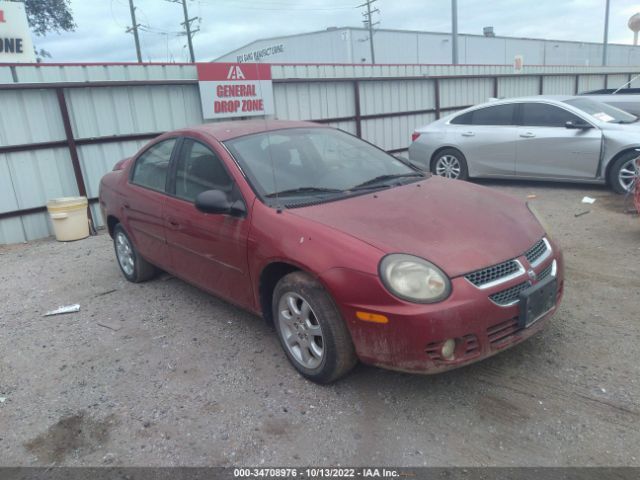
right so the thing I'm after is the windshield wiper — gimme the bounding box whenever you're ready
[265,187,344,198]
[351,172,425,190]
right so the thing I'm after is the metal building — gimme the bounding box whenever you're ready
[215,27,640,67]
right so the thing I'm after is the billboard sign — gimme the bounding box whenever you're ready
[197,63,274,119]
[0,2,35,63]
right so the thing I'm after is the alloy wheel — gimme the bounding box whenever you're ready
[277,292,324,369]
[435,154,462,179]
[618,158,638,193]
[115,231,135,276]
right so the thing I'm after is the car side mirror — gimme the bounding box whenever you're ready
[565,120,592,130]
[195,189,246,217]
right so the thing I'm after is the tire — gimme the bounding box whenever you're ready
[607,152,639,194]
[112,224,157,283]
[431,148,469,180]
[272,271,357,384]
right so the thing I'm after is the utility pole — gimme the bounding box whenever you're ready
[127,0,142,63]
[451,0,459,65]
[358,0,379,64]
[602,0,610,66]
[167,0,199,63]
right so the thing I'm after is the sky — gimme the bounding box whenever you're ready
[31,0,640,63]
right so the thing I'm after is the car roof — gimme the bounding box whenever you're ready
[440,95,581,121]
[479,95,576,106]
[174,120,325,142]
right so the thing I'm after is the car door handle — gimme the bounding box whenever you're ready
[123,202,130,209]
[167,218,180,229]
[461,131,475,137]
[519,132,536,138]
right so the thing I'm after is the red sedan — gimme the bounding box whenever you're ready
[99,120,564,383]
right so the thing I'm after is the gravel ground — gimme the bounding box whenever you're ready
[0,180,639,467]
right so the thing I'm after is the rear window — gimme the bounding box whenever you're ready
[131,139,176,192]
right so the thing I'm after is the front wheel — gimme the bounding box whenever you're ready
[272,272,357,384]
[608,152,639,194]
[431,148,469,180]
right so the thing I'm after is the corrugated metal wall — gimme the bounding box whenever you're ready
[216,27,640,67]
[273,82,354,120]
[359,80,435,115]
[269,63,639,80]
[1,63,639,244]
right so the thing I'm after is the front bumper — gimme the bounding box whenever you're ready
[322,241,564,374]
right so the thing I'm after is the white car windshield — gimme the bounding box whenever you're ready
[563,98,637,124]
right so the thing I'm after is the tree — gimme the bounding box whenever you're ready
[11,0,76,36]
[8,0,76,61]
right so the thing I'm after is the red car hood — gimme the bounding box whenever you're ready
[289,176,545,277]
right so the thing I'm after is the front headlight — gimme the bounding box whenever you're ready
[379,254,451,303]
[527,202,553,240]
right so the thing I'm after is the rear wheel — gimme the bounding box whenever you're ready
[113,224,157,283]
[431,148,469,180]
[608,151,639,194]
[272,272,357,384]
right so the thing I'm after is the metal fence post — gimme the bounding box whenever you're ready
[354,80,362,138]
[434,78,441,119]
[55,88,94,226]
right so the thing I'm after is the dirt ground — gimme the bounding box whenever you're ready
[0,179,639,467]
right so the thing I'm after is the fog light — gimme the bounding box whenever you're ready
[441,339,456,360]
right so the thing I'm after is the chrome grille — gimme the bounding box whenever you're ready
[537,262,554,282]
[465,260,521,287]
[490,281,530,306]
[525,238,547,265]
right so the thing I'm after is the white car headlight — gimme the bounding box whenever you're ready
[379,254,451,303]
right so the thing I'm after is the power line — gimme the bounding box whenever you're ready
[126,0,143,63]
[451,0,458,65]
[166,0,199,63]
[603,0,610,66]
[358,0,379,64]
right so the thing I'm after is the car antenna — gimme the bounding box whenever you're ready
[612,74,640,94]
[253,59,282,213]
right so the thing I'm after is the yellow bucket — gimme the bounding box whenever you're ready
[46,196,90,242]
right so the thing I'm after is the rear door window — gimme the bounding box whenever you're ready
[521,103,582,127]
[131,139,176,192]
[450,111,474,125]
[471,104,516,125]
[451,104,516,126]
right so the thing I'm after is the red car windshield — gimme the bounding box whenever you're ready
[224,128,419,199]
